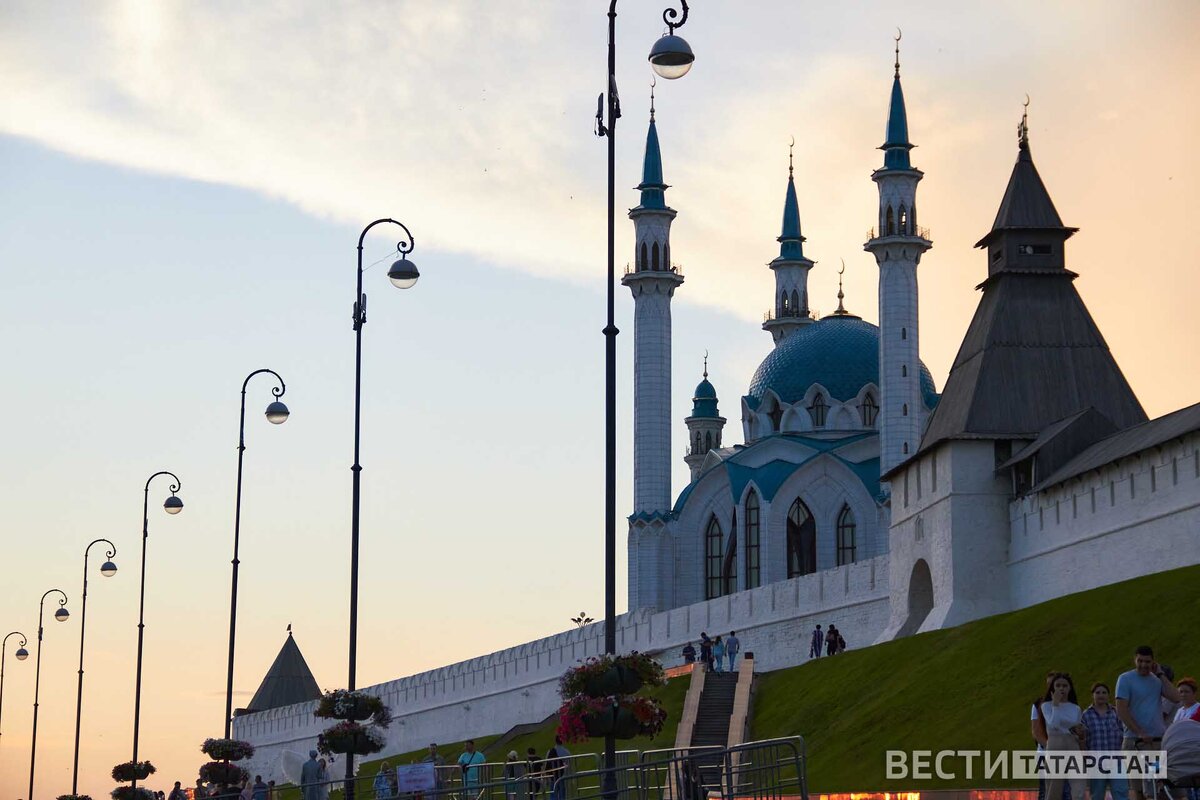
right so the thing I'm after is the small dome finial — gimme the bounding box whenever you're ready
[835,259,848,315]
[650,76,657,123]
[894,28,902,78]
[1018,94,1030,149]
[703,349,709,379]
[788,136,795,177]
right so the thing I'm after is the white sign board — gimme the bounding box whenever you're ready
[396,762,438,793]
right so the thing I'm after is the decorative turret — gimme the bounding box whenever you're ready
[763,140,816,345]
[864,30,932,475]
[684,354,726,481]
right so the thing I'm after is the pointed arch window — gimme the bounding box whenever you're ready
[886,206,895,236]
[768,404,784,432]
[652,242,660,271]
[705,516,724,600]
[744,490,761,589]
[694,431,702,454]
[898,205,909,234]
[836,505,857,566]
[704,431,713,452]
[790,289,800,317]
[860,394,879,427]
[723,510,738,595]
[786,498,816,578]
[640,243,648,271]
[780,292,790,314]
[808,393,828,428]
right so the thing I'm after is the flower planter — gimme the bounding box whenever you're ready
[318,721,386,756]
[583,665,643,698]
[111,761,156,781]
[199,761,249,784]
[110,789,155,800]
[582,707,640,739]
[316,689,386,722]
[201,738,255,761]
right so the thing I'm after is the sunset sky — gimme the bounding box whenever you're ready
[1,1,1197,793]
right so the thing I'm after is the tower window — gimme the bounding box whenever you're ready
[886,206,895,236]
[860,394,879,427]
[808,394,828,427]
[652,242,660,270]
[902,403,908,417]
[640,242,647,271]
[898,205,908,235]
[744,491,761,590]
[705,431,712,452]
[791,289,800,316]
[903,442,909,454]
[901,327,907,340]
[780,292,790,314]
[901,364,907,377]
[836,505,857,566]
[704,516,724,600]
[786,498,817,578]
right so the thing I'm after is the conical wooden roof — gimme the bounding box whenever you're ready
[245,632,322,713]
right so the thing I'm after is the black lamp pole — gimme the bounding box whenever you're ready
[29,588,69,800]
[224,369,289,738]
[72,538,118,793]
[345,219,418,798]
[596,1,692,791]
[0,631,29,749]
[131,471,184,790]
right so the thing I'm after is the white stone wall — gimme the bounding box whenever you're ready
[1007,431,1200,608]
[234,558,889,782]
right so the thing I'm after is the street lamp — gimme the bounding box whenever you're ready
[344,218,417,798]
[224,369,289,738]
[0,631,29,750]
[72,539,118,794]
[595,1,693,792]
[131,471,183,790]
[28,589,69,800]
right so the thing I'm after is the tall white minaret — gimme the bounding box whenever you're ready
[864,34,932,474]
[762,141,816,345]
[622,93,683,516]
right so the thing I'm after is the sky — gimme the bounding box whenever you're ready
[1,0,1197,793]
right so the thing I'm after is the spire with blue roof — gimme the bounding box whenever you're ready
[764,139,816,345]
[777,143,806,261]
[691,354,720,418]
[880,31,915,172]
[635,81,669,210]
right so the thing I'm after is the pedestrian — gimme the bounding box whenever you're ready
[809,624,822,659]
[317,758,331,800]
[825,624,838,656]
[699,633,713,672]
[1031,671,1072,800]
[301,751,323,800]
[1040,672,1085,800]
[168,782,187,800]
[525,746,543,798]
[374,762,395,800]
[423,742,447,793]
[681,641,696,664]
[713,636,726,673]
[1115,645,1181,800]
[240,777,254,800]
[194,781,208,800]
[545,735,571,800]
[726,631,740,671]
[504,750,522,800]
[251,777,268,800]
[1083,681,1128,800]
[458,739,486,793]
[836,631,846,654]
[1174,678,1200,723]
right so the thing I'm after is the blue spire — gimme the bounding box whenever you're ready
[636,89,668,210]
[776,141,806,261]
[880,32,914,171]
[691,354,720,418]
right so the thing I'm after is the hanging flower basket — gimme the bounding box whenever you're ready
[110,789,156,800]
[200,737,256,761]
[559,653,664,699]
[317,720,387,756]
[111,761,157,781]
[199,761,250,784]
[557,694,666,743]
[315,689,392,726]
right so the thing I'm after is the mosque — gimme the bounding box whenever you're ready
[235,43,1200,774]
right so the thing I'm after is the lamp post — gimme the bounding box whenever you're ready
[72,539,118,794]
[343,218,418,797]
[224,369,289,738]
[595,1,693,792]
[0,631,30,749]
[131,471,183,790]
[28,589,70,800]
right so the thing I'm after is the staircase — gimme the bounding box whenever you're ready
[689,671,740,790]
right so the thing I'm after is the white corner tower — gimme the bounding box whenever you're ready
[762,142,816,345]
[864,36,932,474]
[623,97,683,612]
[684,355,725,482]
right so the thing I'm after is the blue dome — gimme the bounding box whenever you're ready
[691,378,720,418]
[746,315,938,408]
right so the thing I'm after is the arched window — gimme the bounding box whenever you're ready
[790,289,800,316]
[694,431,702,453]
[652,242,660,271]
[886,206,895,236]
[903,442,909,454]
[901,364,908,377]
[901,327,907,340]
[902,403,909,417]
[808,393,828,428]
[860,394,879,427]
[744,491,761,589]
[786,498,817,578]
[640,243,647,271]
[704,431,712,452]
[836,505,857,566]
[768,405,784,432]
[780,292,790,314]
[723,510,738,595]
[704,516,724,600]
[898,205,908,234]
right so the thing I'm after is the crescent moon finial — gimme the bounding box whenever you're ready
[650,76,657,122]
[788,136,795,176]
[1019,94,1030,148]
[703,349,709,379]
[839,258,846,276]
[894,28,902,77]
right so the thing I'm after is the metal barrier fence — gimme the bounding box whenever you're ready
[283,737,806,800]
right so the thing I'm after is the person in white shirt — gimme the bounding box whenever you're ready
[1040,672,1086,800]
[1174,677,1200,724]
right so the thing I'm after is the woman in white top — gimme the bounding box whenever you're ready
[1041,672,1086,800]
[1173,677,1200,724]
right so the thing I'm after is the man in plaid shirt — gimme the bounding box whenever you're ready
[1083,682,1128,800]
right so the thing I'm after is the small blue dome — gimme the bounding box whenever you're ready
[746,315,938,408]
[691,378,720,418]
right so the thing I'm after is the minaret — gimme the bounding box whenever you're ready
[684,354,726,482]
[623,89,683,516]
[762,140,816,345]
[864,32,932,474]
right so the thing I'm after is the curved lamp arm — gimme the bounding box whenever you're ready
[241,368,287,400]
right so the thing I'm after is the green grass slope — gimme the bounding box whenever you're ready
[750,563,1200,791]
